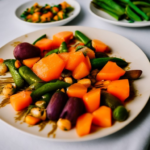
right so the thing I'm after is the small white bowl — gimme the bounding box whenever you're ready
[15,0,80,27]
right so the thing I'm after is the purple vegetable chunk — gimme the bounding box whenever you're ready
[60,97,85,126]
[46,91,68,121]
[13,42,41,60]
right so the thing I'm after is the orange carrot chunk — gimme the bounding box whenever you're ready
[72,59,90,80]
[107,79,130,102]
[96,61,126,81]
[32,53,65,82]
[35,38,55,52]
[92,39,109,52]
[67,83,87,98]
[23,57,40,68]
[25,115,41,125]
[85,56,92,70]
[0,58,4,63]
[53,31,74,48]
[83,88,101,113]
[58,52,70,66]
[76,113,93,136]
[10,91,32,111]
[65,51,85,71]
[92,106,112,127]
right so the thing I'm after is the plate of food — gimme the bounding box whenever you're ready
[0,26,150,142]
[15,0,80,26]
[89,0,150,27]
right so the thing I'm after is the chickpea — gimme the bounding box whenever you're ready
[77,78,91,88]
[64,77,73,84]
[35,100,46,108]
[30,107,46,121]
[2,84,15,97]
[57,118,71,131]
[30,107,41,118]
[0,63,7,75]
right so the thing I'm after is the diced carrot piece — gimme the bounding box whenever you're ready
[10,91,32,111]
[32,12,40,22]
[60,1,71,9]
[23,57,40,68]
[32,53,65,82]
[65,51,85,71]
[92,39,109,52]
[35,38,55,52]
[72,59,90,80]
[85,56,91,70]
[96,61,125,81]
[25,115,41,125]
[76,113,93,136]
[45,12,53,18]
[107,79,130,102]
[0,58,4,63]
[83,88,101,113]
[67,83,87,98]
[92,106,112,127]
[68,46,76,53]
[58,52,70,65]
[53,31,74,48]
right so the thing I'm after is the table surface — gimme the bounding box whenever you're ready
[0,0,150,150]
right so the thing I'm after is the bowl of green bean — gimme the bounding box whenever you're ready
[89,0,150,27]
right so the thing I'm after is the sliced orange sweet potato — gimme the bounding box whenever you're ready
[58,52,70,65]
[76,113,93,136]
[32,53,65,82]
[83,88,101,113]
[67,83,87,98]
[65,51,85,71]
[10,91,32,111]
[23,57,40,68]
[92,106,112,127]
[72,61,90,80]
[53,31,74,48]
[107,79,130,102]
[96,61,125,81]
[92,39,109,52]
[35,38,54,52]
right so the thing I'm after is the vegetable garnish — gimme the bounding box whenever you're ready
[0,30,142,137]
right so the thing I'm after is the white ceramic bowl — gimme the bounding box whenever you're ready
[89,1,150,27]
[0,26,150,142]
[15,0,80,27]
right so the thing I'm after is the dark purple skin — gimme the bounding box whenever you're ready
[60,97,85,127]
[46,91,68,121]
[13,42,41,60]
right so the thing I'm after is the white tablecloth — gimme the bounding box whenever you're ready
[0,0,150,150]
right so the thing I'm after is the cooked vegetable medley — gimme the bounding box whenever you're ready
[92,0,150,22]
[20,1,74,23]
[0,30,143,137]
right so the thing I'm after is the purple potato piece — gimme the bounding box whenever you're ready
[46,91,68,121]
[60,97,85,127]
[13,42,41,60]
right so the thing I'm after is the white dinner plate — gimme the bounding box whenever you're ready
[15,0,80,27]
[89,2,150,27]
[0,26,150,142]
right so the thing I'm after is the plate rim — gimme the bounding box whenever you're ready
[14,0,81,26]
[0,26,150,142]
[89,2,150,27]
